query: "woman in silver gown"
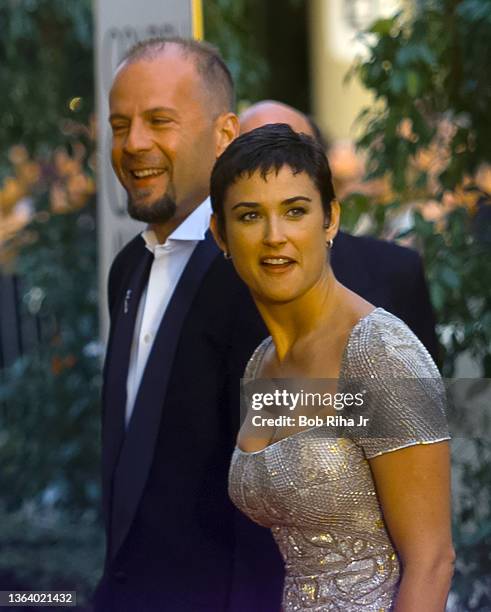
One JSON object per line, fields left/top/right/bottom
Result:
{"left": 210, "top": 124, "right": 455, "bottom": 611}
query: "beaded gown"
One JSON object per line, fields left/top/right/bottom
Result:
{"left": 228, "top": 309, "right": 450, "bottom": 611}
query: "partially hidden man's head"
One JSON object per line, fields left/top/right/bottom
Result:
{"left": 109, "top": 37, "right": 239, "bottom": 227}
{"left": 239, "top": 100, "right": 328, "bottom": 152}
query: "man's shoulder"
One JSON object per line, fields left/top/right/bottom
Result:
{"left": 336, "top": 230, "right": 421, "bottom": 270}
{"left": 108, "top": 234, "right": 148, "bottom": 287}
{"left": 201, "top": 248, "right": 251, "bottom": 299}
{"left": 192, "top": 244, "right": 262, "bottom": 325}
{"left": 110, "top": 234, "right": 145, "bottom": 270}
{"left": 106, "top": 234, "right": 145, "bottom": 304}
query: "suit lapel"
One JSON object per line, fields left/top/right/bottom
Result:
{"left": 110, "top": 232, "right": 219, "bottom": 559}
{"left": 101, "top": 245, "right": 153, "bottom": 526}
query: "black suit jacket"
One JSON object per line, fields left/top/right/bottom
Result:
{"left": 94, "top": 229, "right": 437, "bottom": 612}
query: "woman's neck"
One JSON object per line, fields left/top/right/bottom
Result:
{"left": 254, "top": 268, "right": 342, "bottom": 362}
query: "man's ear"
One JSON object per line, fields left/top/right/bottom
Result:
{"left": 324, "top": 198, "right": 341, "bottom": 242}
{"left": 215, "top": 112, "right": 240, "bottom": 157}
{"left": 210, "top": 213, "right": 228, "bottom": 254}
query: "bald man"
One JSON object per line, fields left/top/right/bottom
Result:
{"left": 96, "top": 41, "right": 283, "bottom": 612}
{"left": 240, "top": 100, "right": 314, "bottom": 135}
{"left": 240, "top": 101, "right": 439, "bottom": 361}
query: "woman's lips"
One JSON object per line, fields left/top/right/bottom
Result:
{"left": 260, "top": 257, "right": 296, "bottom": 273}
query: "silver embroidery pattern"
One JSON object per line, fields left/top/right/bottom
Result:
{"left": 229, "top": 309, "right": 450, "bottom": 611}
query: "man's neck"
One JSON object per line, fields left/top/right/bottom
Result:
{"left": 149, "top": 197, "right": 210, "bottom": 244}
{"left": 149, "top": 206, "right": 198, "bottom": 244}
{"left": 149, "top": 219, "right": 181, "bottom": 244}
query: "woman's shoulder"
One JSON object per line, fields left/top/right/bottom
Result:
{"left": 343, "top": 307, "right": 440, "bottom": 379}
{"left": 341, "top": 308, "right": 449, "bottom": 458}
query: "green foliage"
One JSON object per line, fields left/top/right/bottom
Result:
{"left": 352, "top": 0, "right": 491, "bottom": 377}
{"left": 0, "top": 0, "right": 98, "bottom": 515}
{"left": 0, "top": 0, "right": 102, "bottom": 596}
{"left": 203, "top": 0, "right": 270, "bottom": 105}
{"left": 414, "top": 207, "right": 491, "bottom": 378}
{"left": 0, "top": 503, "right": 103, "bottom": 604}
{"left": 352, "top": 0, "right": 491, "bottom": 192}
{"left": 0, "top": 194, "right": 101, "bottom": 512}
{"left": 352, "top": 1, "right": 491, "bottom": 607}
{"left": 0, "top": 0, "right": 93, "bottom": 175}
{"left": 450, "top": 434, "right": 491, "bottom": 610}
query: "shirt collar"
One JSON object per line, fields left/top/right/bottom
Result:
{"left": 141, "top": 198, "right": 211, "bottom": 253}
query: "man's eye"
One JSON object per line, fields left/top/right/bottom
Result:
{"left": 286, "top": 207, "right": 307, "bottom": 217}
{"left": 151, "top": 117, "right": 171, "bottom": 126}
{"left": 111, "top": 123, "right": 128, "bottom": 133}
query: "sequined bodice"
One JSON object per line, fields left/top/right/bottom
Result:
{"left": 229, "top": 309, "right": 450, "bottom": 611}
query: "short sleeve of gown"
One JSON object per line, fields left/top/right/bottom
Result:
{"left": 340, "top": 309, "right": 450, "bottom": 459}
{"left": 242, "top": 337, "right": 272, "bottom": 380}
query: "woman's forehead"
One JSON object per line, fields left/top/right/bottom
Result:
{"left": 225, "top": 167, "right": 321, "bottom": 203}
{"left": 233, "top": 165, "right": 316, "bottom": 189}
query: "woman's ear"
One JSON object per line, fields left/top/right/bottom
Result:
{"left": 210, "top": 213, "right": 228, "bottom": 254}
{"left": 324, "top": 198, "right": 341, "bottom": 242}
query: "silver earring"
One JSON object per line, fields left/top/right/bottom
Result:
{"left": 223, "top": 251, "right": 232, "bottom": 260}
{"left": 326, "top": 238, "right": 334, "bottom": 249}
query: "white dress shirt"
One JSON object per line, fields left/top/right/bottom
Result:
{"left": 125, "top": 198, "right": 212, "bottom": 427}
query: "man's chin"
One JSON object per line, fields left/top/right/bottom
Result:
{"left": 127, "top": 194, "right": 177, "bottom": 224}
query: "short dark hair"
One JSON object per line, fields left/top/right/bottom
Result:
{"left": 122, "top": 36, "right": 235, "bottom": 113}
{"left": 210, "top": 123, "right": 336, "bottom": 237}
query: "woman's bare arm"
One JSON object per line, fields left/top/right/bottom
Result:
{"left": 369, "top": 441, "right": 455, "bottom": 612}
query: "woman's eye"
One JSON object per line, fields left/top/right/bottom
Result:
{"left": 239, "top": 211, "right": 260, "bottom": 222}
{"left": 286, "top": 207, "right": 307, "bottom": 218}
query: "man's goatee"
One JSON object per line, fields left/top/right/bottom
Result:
{"left": 127, "top": 193, "right": 177, "bottom": 224}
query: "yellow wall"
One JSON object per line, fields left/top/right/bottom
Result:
{"left": 309, "top": 0, "right": 406, "bottom": 142}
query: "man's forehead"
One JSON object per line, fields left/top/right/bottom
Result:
{"left": 115, "top": 47, "right": 197, "bottom": 82}
{"left": 109, "top": 50, "right": 206, "bottom": 113}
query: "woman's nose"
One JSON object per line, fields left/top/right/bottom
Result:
{"left": 263, "top": 217, "right": 287, "bottom": 246}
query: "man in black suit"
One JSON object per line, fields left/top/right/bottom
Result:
{"left": 94, "top": 37, "right": 282, "bottom": 611}
{"left": 239, "top": 100, "right": 439, "bottom": 361}
{"left": 95, "top": 38, "right": 437, "bottom": 611}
